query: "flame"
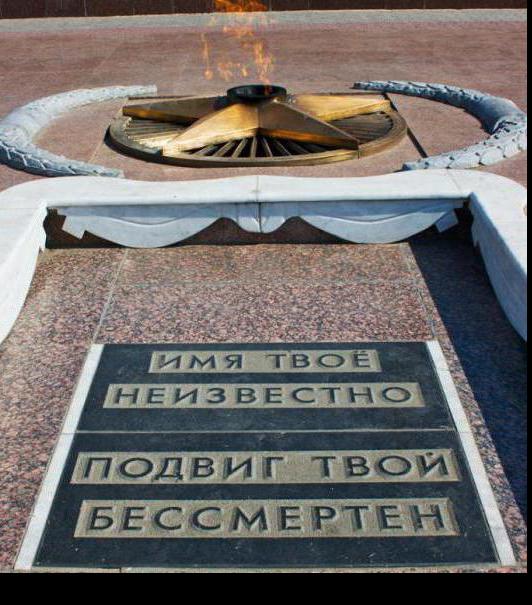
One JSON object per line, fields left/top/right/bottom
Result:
{"left": 215, "top": 0, "right": 267, "bottom": 12}
{"left": 201, "top": 0, "right": 274, "bottom": 85}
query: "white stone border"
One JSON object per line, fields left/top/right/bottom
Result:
{"left": 15, "top": 344, "right": 104, "bottom": 571}
{"left": 0, "top": 85, "right": 157, "bottom": 178}
{"left": 426, "top": 340, "right": 516, "bottom": 567}
{"left": 0, "top": 205, "right": 48, "bottom": 347}
{"left": 355, "top": 81, "right": 527, "bottom": 170}
{"left": 0, "top": 169, "right": 526, "bottom": 345}
{"left": 448, "top": 171, "right": 528, "bottom": 341}
{"left": 14, "top": 341, "right": 518, "bottom": 570}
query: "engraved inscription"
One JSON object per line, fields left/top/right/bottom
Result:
{"left": 103, "top": 382, "right": 423, "bottom": 409}
{"left": 72, "top": 449, "right": 459, "bottom": 485}
{"left": 75, "top": 498, "right": 460, "bottom": 539}
{"left": 149, "top": 349, "right": 382, "bottom": 373}
{"left": 31, "top": 343, "right": 500, "bottom": 568}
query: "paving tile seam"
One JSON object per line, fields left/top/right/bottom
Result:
{"left": 108, "top": 277, "right": 419, "bottom": 288}
{"left": 87, "top": 105, "right": 124, "bottom": 166}
{"left": 92, "top": 250, "right": 128, "bottom": 344}
{"left": 399, "top": 244, "right": 439, "bottom": 338}
{"left": 385, "top": 92, "right": 429, "bottom": 161}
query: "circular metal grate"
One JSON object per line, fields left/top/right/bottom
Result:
{"left": 109, "top": 91, "right": 407, "bottom": 168}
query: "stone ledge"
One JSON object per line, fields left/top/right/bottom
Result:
{"left": 0, "top": 170, "right": 526, "bottom": 344}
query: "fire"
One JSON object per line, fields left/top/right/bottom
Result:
{"left": 201, "top": 0, "right": 274, "bottom": 85}
{"left": 214, "top": 0, "right": 267, "bottom": 12}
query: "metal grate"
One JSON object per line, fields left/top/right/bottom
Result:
{"left": 109, "top": 91, "right": 407, "bottom": 168}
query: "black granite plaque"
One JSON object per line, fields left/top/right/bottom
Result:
{"left": 31, "top": 343, "right": 500, "bottom": 569}
{"left": 78, "top": 343, "right": 453, "bottom": 432}
{"left": 35, "top": 430, "right": 498, "bottom": 568}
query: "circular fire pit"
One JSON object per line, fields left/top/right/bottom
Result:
{"left": 109, "top": 85, "right": 407, "bottom": 168}
{"left": 227, "top": 84, "right": 288, "bottom": 104}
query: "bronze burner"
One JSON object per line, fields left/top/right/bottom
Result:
{"left": 227, "top": 84, "right": 288, "bottom": 104}
{"left": 109, "top": 85, "right": 407, "bottom": 168}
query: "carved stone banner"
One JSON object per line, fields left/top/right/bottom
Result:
{"left": 17, "top": 342, "right": 514, "bottom": 570}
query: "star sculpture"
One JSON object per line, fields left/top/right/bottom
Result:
{"left": 123, "top": 85, "right": 392, "bottom": 159}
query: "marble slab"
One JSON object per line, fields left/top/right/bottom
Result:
{"left": 0, "top": 170, "right": 526, "bottom": 345}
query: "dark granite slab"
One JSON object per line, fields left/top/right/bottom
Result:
{"left": 34, "top": 430, "right": 498, "bottom": 569}
{"left": 78, "top": 343, "right": 454, "bottom": 432}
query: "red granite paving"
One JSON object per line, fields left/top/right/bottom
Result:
{"left": 0, "top": 19, "right": 528, "bottom": 188}
{"left": 0, "top": 242, "right": 527, "bottom": 571}
{"left": 0, "top": 250, "right": 124, "bottom": 569}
